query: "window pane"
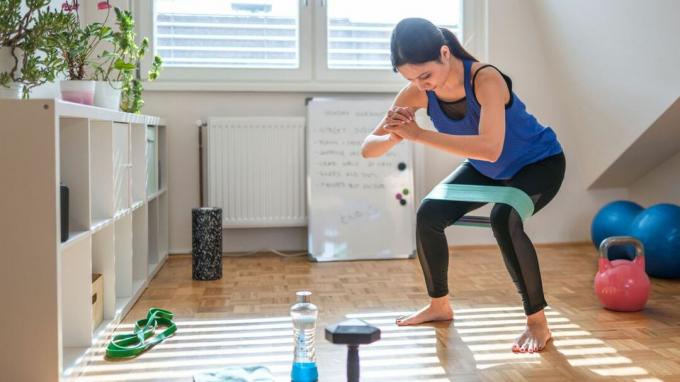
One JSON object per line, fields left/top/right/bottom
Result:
{"left": 327, "top": 0, "right": 462, "bottom": 70}
{"left": 155, "top": 0, "right": 299, "bottom": 69}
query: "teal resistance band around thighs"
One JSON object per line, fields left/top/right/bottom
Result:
{"left": 424, "top": 184, "right": 534, "bottom": 227}
{"left": 106, "top": 308, "right": 177, "bottom": 359}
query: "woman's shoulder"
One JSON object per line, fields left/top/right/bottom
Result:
{"left": 470, "top": 61, "right": 504, "bottom": 82}
{"left": 395, "top": 83, "right": 429, "bottom": 110}
{"left": 469, "top": 61, "right": 513, "bottom": 105}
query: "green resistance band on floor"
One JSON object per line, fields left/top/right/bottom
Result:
{"left": 424, "top": 184, "right": 534, "bottom": 226}
{"left": 106, "top": 308, "right": 177, "bottom": 359}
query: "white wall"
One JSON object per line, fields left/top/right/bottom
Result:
{"left": 629, "top": 150, "right": 680, "bottom": 207}
{"left": 532, "top": 0, "right": 680, "bottom": 188}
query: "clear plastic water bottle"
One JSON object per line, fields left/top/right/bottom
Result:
{"left": 290, "top": 290, "right": 319, "bottom": 382}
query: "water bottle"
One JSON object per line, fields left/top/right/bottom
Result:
{"left": 290, "top": 291, "right": 319, "bottom": 382}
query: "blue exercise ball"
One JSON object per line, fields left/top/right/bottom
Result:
{"left": 591, "top": 200, "right": 644, "bottom": 260}
{"left": 629, "top": 203, "right": 680, "bottom": 278}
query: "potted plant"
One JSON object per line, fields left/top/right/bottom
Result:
{"left": 89, "top": 5, "right": 162, "bottom": 112}
{"left": 50, "top": 1, "right": 109, "bottom": 105}
{"left": 90, "top": 2, "right": 129, "bottom": 110}
{"left": 105, "top": 7, "right": 162, "bottom": 114}
{"left": 120, "top": 48, "right": 162, "bottom": 114}
{"left": 81, "top": 0, "right": 121, "bottom": 109}
{"left": 0, "top": 0, "right": 68, "bottom": 99}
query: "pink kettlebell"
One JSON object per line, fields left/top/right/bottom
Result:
{"left": 594, "top": 236, "right": 650, "bottom": 312}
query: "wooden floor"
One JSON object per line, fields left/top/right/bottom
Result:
{"left": 73, "top": 244, "right": 680, "bottom": 382}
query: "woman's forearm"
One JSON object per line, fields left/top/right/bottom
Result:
{"left": 415, "top": 129, "right": 501, "bottom": 162}
{"left": 361, "top": 133, "right": 400, "bottom": 158}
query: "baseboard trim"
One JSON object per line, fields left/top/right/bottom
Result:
{"left": 449, "top": 241, "right": 592, "bottom": 250}
{"left": 534, "top": 241, "right": 593, "bottom": 249}
{"left": 171, "top": 242, "right": 592, "bottom": 256}
{"left": 168, "top": 249, "right": 309, "bottom": 257}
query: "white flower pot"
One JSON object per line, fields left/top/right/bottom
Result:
{"left": 94, "top": 81, "right": 122, "bottom": 110}
{"left": 0, "top": 46, "right": 14, "bottom": 72}
{"left": 0, "top": 82, "right": 24, "bottom": 99}
{"left": 60, "top": 80, "right": 96, "bottom": 105}
{"left": 0, "top": 47, "right": 24, "bottom": 99}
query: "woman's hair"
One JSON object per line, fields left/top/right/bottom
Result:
{"left": 390, "top": 18, "right": 477, "bottom": 72}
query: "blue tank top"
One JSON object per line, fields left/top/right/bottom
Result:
{"left": 426, "top": 59, "right": 563, "bottom": 180}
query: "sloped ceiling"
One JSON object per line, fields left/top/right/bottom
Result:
{"left": 590, "top": 96, "right": 680, "bottom": 188}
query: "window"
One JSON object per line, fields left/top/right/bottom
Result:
{"left": 325, "top": 0, "right": 460, "bottom": 70}
{"left": 136, "top": 0, "right": 483, "bottom": 91}
{"left": 155, "top": 0, "right": 300, "bottom": 69}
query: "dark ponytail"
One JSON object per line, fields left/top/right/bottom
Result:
{"left": 439, "top": 27, "right": 477, "bottom": 62}
{"left": 390, "top": 18, "right": 477, "bottom": 72}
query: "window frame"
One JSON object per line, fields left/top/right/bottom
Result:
{"left": 136, "top": 0, "right": 486, "bottom": 92}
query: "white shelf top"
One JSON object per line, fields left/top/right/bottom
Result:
{"left": 114, "top": 208, "right": 132, "bottom": 220}
{"left": 91, "top": 218, "right": 114, "bottom": 233}
{"left": 55, "top": 99, "right": 161, "bottom": 125}
{"left": 148, "top": 188, "right": 167, "bottom": 201}
{"left": 60, "top": 230, "right": 90, "bottom": 251}
{"left": 0, "top": 98, "right": 161, "bottom": 125}
{"left": 131, "top": 200, "right": 145, "bottom": 211}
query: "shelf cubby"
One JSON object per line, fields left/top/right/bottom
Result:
{"left": 114, "top": 210, "right": 133, "bottom": 306}
{"left": 60, "top": 233, "right": 92, "bottom": 373}
{"left": 90, "top": 120, "right": 114, "bottom": 226}
{"left": 147, "top": 196, "right": 160, "bottom": 270}
{"left": 158, "top": 124, "right": 167, "bottom": 191}
{"left": 131, "top": 123, "right": 146, "bottom": 204}
{"left": 91, "top": 223, "right": 115, "bottom": 322}
{"left": 146, "top": 125, "right": 158, "bottom": 196}
{"left": 159, "top": 191, "right": 169, "bottom": 259}
{"left": 113, "top": 122, "right": 130, "bottom": 215}
{"left": 59, "top": 117, "right": 91, "bottom": 237}
{"left": 132, "top": 204, "right": 149, "bottom": 284}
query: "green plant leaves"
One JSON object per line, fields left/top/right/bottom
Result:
{"left": 1, "top": 2, "right": 162, "bottom": 108}
{"left": 1, "top": 1, "right": 69, "bottom": 95}
{"left": 113, "top": 58, "right": 136, "bottom": 71}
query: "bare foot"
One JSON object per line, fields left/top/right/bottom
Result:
{"left": 512, "top": 309, "right": 552, "bottom": 353}
{"left": 396, "top": 297, "right": 453, "bottom": 326}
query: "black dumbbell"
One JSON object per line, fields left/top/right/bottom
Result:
{"left": 325, "top": 318, "right": 381, "bottom": 382}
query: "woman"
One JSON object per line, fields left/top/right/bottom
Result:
{"left": 361, "top": 18, "right": 565, "bottom": 353}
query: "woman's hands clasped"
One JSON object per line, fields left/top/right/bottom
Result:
{"left": 384, "top": 106, "right": 423, "bottom": 142}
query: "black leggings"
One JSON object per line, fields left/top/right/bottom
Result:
{"left": 416, "top": 153, "right": 566, "bottom": 315}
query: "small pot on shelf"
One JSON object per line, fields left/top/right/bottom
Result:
{"left": 0, "top": 82, "right": 25, "bottom": 99}
{"left": 60, "top": 80, "right": 95, "bottom": 105}
{"left": 94, "top": 81, "right": 122, "bottom": 110}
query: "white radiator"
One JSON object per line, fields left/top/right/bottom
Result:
{"left": 204, "top": 117, "right": 307, "bottom": 228}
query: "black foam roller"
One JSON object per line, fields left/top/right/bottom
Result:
{"left": 192, "top": 208, "right": 223, "bottom": 280}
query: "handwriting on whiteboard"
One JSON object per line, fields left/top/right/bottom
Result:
{"left": 340, "top": 204, "right": 381, "bottom": 224}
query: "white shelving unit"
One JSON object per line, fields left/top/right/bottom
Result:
{"left": 0, "top": 99, "right": 169, "bottom": 382}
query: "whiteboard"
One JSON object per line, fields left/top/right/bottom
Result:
{"left": 306, "top": 97, "right": 416, "bottom": 262}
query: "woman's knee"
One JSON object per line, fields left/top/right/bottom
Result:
{"left": 417, "top": 200, "right": 456, "bottom": 232}
{"left": 490, "top": 204, "right": 515, "bottom": 234}
{"left": 417, "top": 200, "right": 442, "bottom": 228}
